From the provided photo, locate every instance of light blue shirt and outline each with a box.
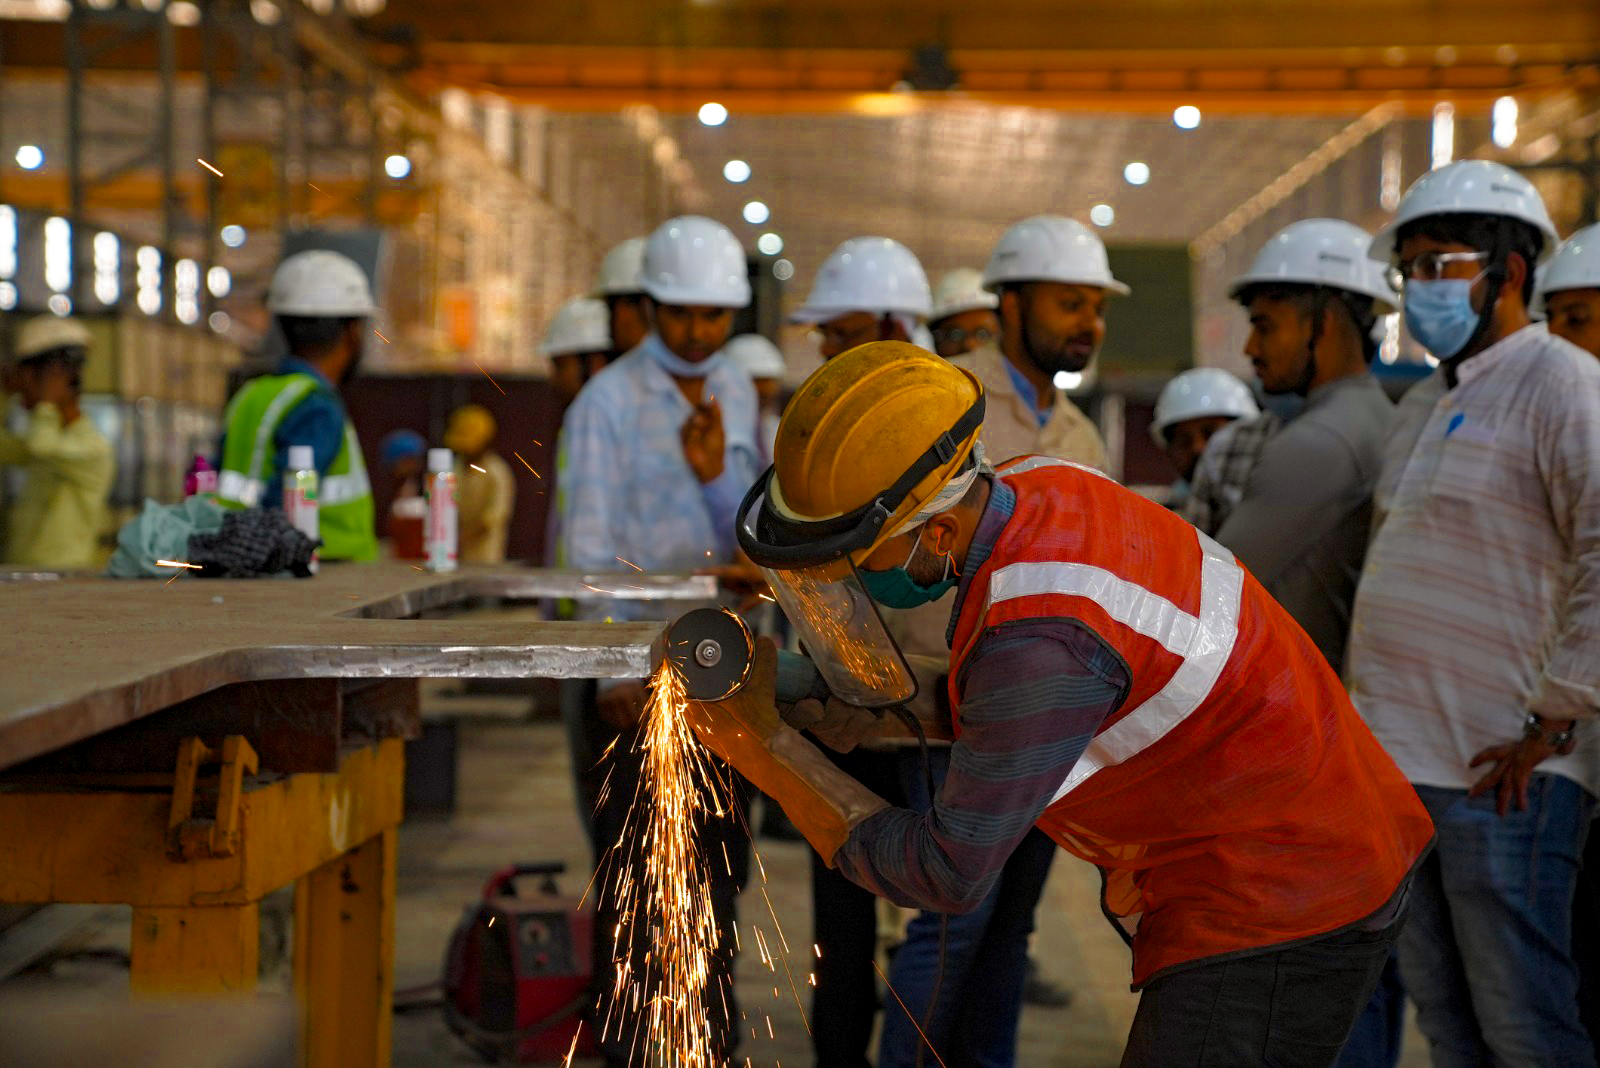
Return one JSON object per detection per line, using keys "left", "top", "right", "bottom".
{"left": 556, "top": 341, "right": 758, "bottom": 623}
{"left": 1002, "top": 357, "right": 1050, "bottom": 429}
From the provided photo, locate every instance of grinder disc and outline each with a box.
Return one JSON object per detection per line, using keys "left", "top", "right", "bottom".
{"left": 664, "top": 607, "right": 754, "bottom": 701}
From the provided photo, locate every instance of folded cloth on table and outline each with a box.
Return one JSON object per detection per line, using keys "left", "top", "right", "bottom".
{"left": 187, "top": 508, "right": 319, "bottom": 578}
{"left": 106, "top": 496, "right": 227, "bottom": 578}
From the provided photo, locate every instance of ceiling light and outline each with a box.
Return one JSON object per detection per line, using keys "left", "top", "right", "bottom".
{"left": 1053, "top": 371, "right": 1084, "bottom": 390}
{"left": 1089, "top": 204, "right": 1115, "bottom": 227}
{"left": 698, "top": 102, "right": 728, "bottom": 127}
{"left": 1492, "top": 96, "right": 1518, "bottom": 149}
{"left": 773, "top": 259, "right": 794, "bottom": 281}
{"left": 742, "top": 200, "right": 770, "bottom": 225}
{"left": 723, "top": 159, "right": 751, "bottom": 183}
{"left": 384, "top": 154, "right": 411, "bottom": 179}
{"left": 14, "top": 145, "right": 43, "bottom": 171}
{"left": 220, "top": 224, "right": 246, "bottom": 248}
{"left": 756, "top": 232, "right": 783, "bottom": 256}
{"left": 1173, "top": 105, "right": 1201, "bottom": 130}
{"left": 1123, "top": 161, "right": 1150, "bottom": 186}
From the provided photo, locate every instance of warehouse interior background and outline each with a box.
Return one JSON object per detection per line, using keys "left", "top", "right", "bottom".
{"left": 3, "top": 1, "right": 1600, "bottom": 1065}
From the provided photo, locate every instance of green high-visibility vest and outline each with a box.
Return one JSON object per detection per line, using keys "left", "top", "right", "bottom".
{"left": 217, "top": 372, "right": 377, "bottom": 562}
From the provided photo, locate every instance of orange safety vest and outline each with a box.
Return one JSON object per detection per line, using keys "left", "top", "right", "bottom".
{"left": 948, "top": 457, "right": 1433, "bottom": 988}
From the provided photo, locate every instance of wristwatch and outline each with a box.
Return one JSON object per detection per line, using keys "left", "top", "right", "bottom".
{"left": 1523, "top": 713, "right": 1576, "bottom": 749}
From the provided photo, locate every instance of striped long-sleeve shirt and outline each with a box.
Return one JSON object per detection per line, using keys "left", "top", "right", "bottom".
{"left": 1347, "top": 323, "right": 1600, "bottom": 797}
{"left": 834, "top": 479, "right": 1131, "bottom": 912}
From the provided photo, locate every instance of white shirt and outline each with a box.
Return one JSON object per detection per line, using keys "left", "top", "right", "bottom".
{"left": 1346, "top": 324, "right": 1600, "bottom": 795}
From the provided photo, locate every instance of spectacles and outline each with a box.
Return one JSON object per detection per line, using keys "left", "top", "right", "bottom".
{"left": 1388, "top": 250, "right": 1489, "bottom": 291}
{"left": 932, "top": 326, "right": 997, "bottom": 348}
{"left": 813, "top": 318, "right": 883, "bottom": 352}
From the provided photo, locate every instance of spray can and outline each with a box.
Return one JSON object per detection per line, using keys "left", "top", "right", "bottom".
{"left": 426, "top": 447, "right": 458, "bottom": 573}
{"left": 284, "top": 444, "right": 320, "bottom": 574}
{"left": 185, "top": 455, "right": 218, "bottom": 499}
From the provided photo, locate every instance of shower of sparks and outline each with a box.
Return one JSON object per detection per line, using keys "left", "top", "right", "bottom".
{"left": 156, "top": 559, "right": 201, "bottom": 570}
{"left": 617, "top": 557, "right": 644, "bottom": 571}
{"left": 374, "top": 328, "right": 391, "bottom": 343}
{"left": 513, "top": 451, "right": 540, "bottom": 478}
{"left": 598, "top": 659, "right": 729, "bottom": 1065}
{"left": 197, "top": 158, "right": 224, "bottom": 177}
{"left": 475, "top": 361, "right": 507, "bottom": 395}
{"left": 560, "top": 1029, "right": 582, "bottom": 1067}
{"left": 469, "top": 463, "right": 487, "bottom": 473}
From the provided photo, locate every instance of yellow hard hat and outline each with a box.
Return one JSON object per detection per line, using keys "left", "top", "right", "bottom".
{"left": 741, "top": 340, "right": 984, "bottom": 568}
{"left": 444, "top": 404, "right": 497, "bottom": 455}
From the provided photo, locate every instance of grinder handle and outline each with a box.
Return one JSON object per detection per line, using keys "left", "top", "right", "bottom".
{"left": 774, "top": 649, "right": 831, "bottom": 705}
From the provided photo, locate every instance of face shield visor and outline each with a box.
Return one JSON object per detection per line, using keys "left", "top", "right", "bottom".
{"left": 735, "top": 395, "right": 984, "bottom": 709}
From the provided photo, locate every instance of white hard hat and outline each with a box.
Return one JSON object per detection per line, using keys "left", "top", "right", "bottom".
{"left": 540, "top": 297, "right": 611, "bottom": 358}
{"left": 982, "top": 215, "right": 1130, "bottom": 296}
{"left": 1369, "top": 160, "right": 1559, "bottom": 263}
{"left": 267, "top": 250, "right": 378, "bottom": 317}
{"left": 790, "top": 237, "right": 932, "bottom": 323}
{"left": 1535, "top": 222, "right": 1600, "bottom": 308}
{"left": 13, "top": 314, "right": 92, "bottom": 362}
{"left": 723, "top": 333, "right": 786, "bottom": 379}
{"left": 1150, "top": 368, "right": 1260, "bottom": 447}
{"left": 930, "top": 267, "right": 999, "bottom": 322}
{"left": 594, "top": 237, "right": 647, "bottom": 297}
{"left": 1228, "top": 219, "right": 1398, "bottom": 314}
{"left": 639, "top": 216, "right": 751, "bottom": 309}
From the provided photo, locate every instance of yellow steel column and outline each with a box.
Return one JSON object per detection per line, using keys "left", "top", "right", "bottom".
{"left": 129, "top": 903, "right": 261, "bottom": 994}
{"left": 293, "top": 827, "right": 397, "bottom": 1068}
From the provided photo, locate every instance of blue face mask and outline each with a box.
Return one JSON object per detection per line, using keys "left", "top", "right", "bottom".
{"left": 858, "top": 537, "right": 957, "bottom": 610}
{"left": 1403, "top": 275, "right": 1484, "bottom": 361}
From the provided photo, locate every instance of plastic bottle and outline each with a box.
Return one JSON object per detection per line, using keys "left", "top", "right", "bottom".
{"left": 426, "top": 447, "right": 458, "bottom": 573}
{"left": 185, "top": 455, "right": 218, "bottom": 499}
{"left": 284, "top": 445, "right": 320, "bottom": 574}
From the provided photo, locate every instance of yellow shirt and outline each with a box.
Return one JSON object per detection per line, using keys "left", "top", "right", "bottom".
{"left": 457, "top": 450, "right": 516, "bottom": 564}
{"left": 0, "top": 403, "right": 115, "bottom": 570}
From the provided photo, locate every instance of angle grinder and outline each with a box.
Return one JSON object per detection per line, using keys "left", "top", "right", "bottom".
{"left": 655, "top": 607, "right": 830, "bottom": 704}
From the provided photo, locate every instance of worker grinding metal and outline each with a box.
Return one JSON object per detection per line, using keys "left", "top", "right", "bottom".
{"left": 1, "top": 315, "right": 114, "bottom": 569}
{"left": 792, "top": 236, "right": 933, "bottom": 360}
{"left": 216, "top": 250, "right": 379, "bottom": 561}
{"left": 685, "top": 340, "right": 1436, "bottom": 1066}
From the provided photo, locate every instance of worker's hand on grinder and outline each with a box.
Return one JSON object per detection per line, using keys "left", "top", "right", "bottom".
{"left": 686, "top": 636, "right": 891, "bottom": 862}
{"left": 783, "top": 695, "right": 882, "bottom": 754}
{"left": 680, "top": 398, "right": 726, "bottom": 484}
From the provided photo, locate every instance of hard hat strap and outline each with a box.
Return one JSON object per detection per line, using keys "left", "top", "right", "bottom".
{"left": 739, "top": 393, "right": 986, "bottom": 567}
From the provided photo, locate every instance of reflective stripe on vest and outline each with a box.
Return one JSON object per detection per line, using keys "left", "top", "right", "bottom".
{"left": 984, "top": 533, "right": 1243, "bottom": 803}
{"left": 322, "top": 426, "right": 372, "bottom": 505}
{"left": 946, "top": 455, "right": 1433, "bottom": 987}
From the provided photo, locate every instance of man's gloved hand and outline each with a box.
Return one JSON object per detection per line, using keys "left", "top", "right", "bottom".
{"left": 783, "top": 696, "right": 882, "bottom": 753}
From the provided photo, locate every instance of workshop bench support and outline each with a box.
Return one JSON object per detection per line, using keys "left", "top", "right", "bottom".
{"left": 0, "top": 736, "right": 405, "bottom": 1068}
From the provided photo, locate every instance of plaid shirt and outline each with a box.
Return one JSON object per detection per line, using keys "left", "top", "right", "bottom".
{"left": 1180, "top": 412, "right": 1282, "bottom": 537}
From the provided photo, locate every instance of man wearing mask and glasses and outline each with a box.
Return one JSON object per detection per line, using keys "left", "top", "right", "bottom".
{"left": 1347, "top": 160, "right": 1600, "bottom": 1068}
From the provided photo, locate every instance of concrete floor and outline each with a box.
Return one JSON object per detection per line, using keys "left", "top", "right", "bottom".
{"left": 1, "top": 683, "right": 1430, "bottom": 1067}
{"left": 392, "top": 693, "right": 1430, "bottom": 1068}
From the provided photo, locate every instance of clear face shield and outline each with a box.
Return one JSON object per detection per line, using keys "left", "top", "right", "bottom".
{"left": 734, "top": 393, "right": 985, "bottom": 709}
{"left": 755, "top": 544, "right": 916, "bottom": 709}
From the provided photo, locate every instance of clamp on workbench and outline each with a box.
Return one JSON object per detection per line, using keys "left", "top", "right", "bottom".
{"left": 168, "top": 736, "right": 259, "bottom": 861}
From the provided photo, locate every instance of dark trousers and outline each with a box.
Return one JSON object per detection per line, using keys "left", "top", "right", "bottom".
{"left": 1578, "top": 829, "right": 1600, "bottom": 1052}
{"left": 1333, "top": 948, "right": 1406, "bottom": 1068}
{"left": 879, "top": 746, "right": 1057, "bottom": 1068}
{"left": 581, "top": 690, "right": 753, "bottom": 1067}
{"left": 1120, "top": 915, "right": 1403, "bottom": 1068}
{"left": 809, "top": 745, "right": 909, "bottom": 1068}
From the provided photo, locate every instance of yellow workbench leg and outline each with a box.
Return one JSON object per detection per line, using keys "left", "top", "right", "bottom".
{"left": 293, "top": 828, "right": 396, "bottom": 1068}
{"left": 129, "top": 904, "right": 261, "bottom": 995}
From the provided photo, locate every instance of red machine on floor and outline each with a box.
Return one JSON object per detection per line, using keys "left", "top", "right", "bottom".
{"left": 443, "top": 862, "right": 598, "bottom": 1063}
